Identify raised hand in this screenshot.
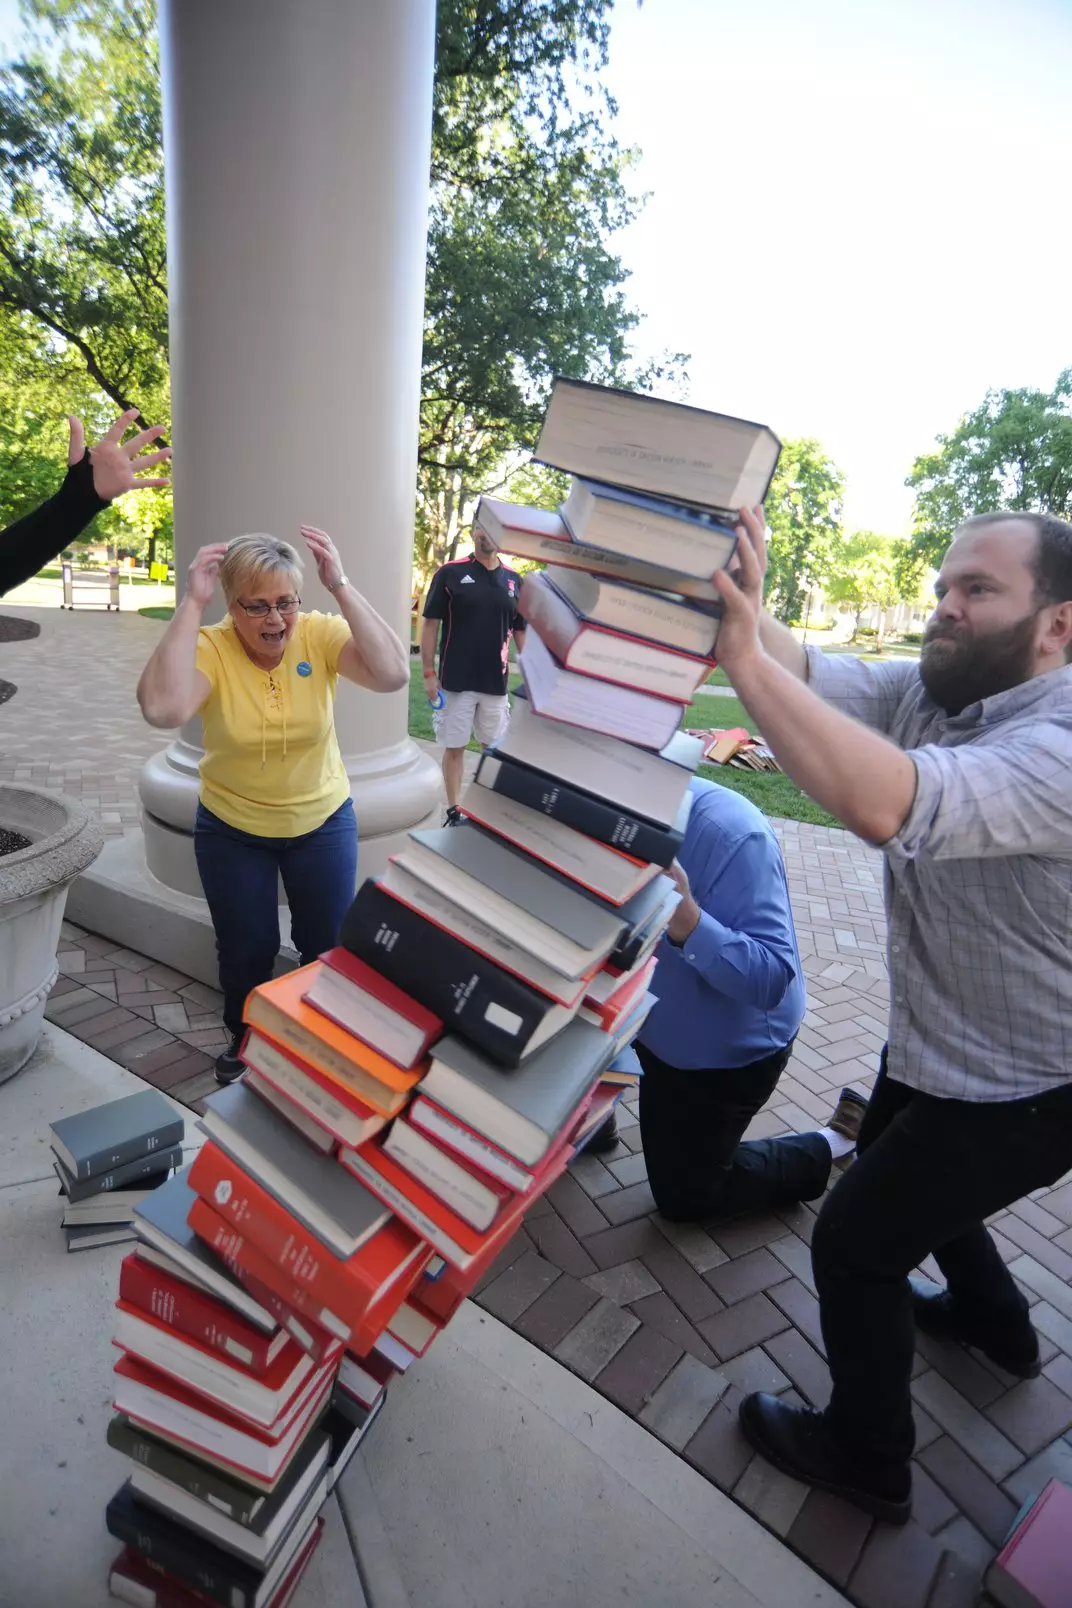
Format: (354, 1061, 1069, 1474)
(299, 525, 345, 592)
(711, 504, 769, 673)
(69, 408, 172, 502)
(186, 543, 228, 609)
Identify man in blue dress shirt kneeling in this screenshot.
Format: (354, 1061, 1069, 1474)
(592, 775, 865, 1222)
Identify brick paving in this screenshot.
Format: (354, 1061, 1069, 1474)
(16, 604, 1072, 1605)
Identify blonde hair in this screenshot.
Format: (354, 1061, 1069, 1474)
(218, 534, 303, 604)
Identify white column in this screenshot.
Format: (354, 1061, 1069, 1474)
(141, 0, 441, 896)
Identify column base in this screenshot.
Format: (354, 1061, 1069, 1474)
(139, 734, 444, 898)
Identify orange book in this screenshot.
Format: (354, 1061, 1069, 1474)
(244, 966, 425, 1118)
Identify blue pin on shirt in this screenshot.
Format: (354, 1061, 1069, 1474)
(297, 661, 312, 678)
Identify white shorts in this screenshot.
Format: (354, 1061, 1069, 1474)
(434, 690, 510, 749)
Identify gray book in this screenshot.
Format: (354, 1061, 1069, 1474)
(53, 1143, 183, 1203)
(50, 1088, 184, 1182)
(421, 1016, 616, 1167)
(108, 1413, 270, 1524)
(64, 1221, 137, 1252)
(133, 1169, 277, 1333)
(495, 696, 702, 827)
(401, 822, 627, 977)
(199, 1082, 390, 1261)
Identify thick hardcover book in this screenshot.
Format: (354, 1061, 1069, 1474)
(494, 695, 702, 828)
(408, 1095, 538, 1192)
(51, 1089, 184, 1182)
(308, 949, 441, 1068)
(474, 749, 690, 868)
(112, 1352, 335, 1485)
(379, 858, 587, 1007)
(65, 1221, 137, 1251)
(519, 624, 685, 750)
(242, 1069, 335, 1154)
(399, 820, 627, 976)
(239, 1029, 387, 1152)
(54, 1143, 183, 1203)
(119, 1253, 287, 1375)
(128, 1431, 329, 1568)
(197, 1081, 391, 1261)
(340, 879, 578, 1067)
(548, 564, 722, 659)
(474, 497, 721, 602)
(112, 1302, 315, 1430)
(133, 1171, 277, 1334)
(534, 376, 781, 511)
(383, 1118, 511, 1233)
(188, 1141, 424, 1324)
(244, 967, 423, 1118)
(107, 1519, 323, 1608)
(105, 1479, 321, 1608)
(560, 477, 738, 580)
(607, 876, 678, 971)
(984, 1478, 1072, 1608)
(419, 1016, 614, 1168)
(459, 782, 661, 907)
(107, 1413, 268, 1523)
(519, 571, 713, 701)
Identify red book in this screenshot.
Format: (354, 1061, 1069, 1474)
(519, 570, 713, 703)
(307, 948, 443, 1068)
(188, 1142, 426, 1330)
(407, 1090, 592, 1195)
(239, 1028, 388, 1151)
(119, 1253, 290, 1377)
(583, 955, 656, 1029)
(339, 1138, 571, 1272)
(412, 1271, 466, 1326)
(985, 1479, 1072, 1608)
(221, 1255, 338, 1365)
(336, 1348, 396, 1409)
(113, 1353, 335, 1484)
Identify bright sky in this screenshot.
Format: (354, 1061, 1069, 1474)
(1, 0, 1069, 534)
(602, 0, 1072, 532)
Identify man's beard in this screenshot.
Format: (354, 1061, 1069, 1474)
(919, 612, 1039, 715)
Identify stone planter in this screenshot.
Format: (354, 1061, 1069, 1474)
(0, 786, 104, 1083)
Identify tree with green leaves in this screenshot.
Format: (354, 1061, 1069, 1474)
(763, 437, 845, 625)
(0, 0, 680, 585)
(825, 531, 909, 643)
(902, 370, 1072, 583)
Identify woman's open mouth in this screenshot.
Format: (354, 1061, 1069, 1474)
(261, 628, 286, 644)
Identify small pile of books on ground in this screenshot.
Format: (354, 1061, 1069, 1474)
(50, 1088, 183, 1253)
(694, 726, 781, 773)
(99, 377, 780, 1605)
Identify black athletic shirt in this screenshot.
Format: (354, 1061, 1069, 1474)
(423, 554, 525, 695)
(0, 452, 108, 597)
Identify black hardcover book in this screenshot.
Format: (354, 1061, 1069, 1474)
(105, 1480, 315, 1608)
(53, 1143, 183, 1203)
(107, 1414, 266, 1526)
(474, 751, 690, 868)
(340, 881, 574, 1068)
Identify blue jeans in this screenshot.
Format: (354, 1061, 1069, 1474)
(194, 799, 358, 1039)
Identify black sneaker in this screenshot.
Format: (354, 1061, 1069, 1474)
(444, 805, 462, 827)
(910, 1277, 1041, 1379)
(214, 1035, 246, 1085)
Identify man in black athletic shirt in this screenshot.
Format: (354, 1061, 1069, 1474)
(420, 526, 526, 823)
(0, 408, 171, 597)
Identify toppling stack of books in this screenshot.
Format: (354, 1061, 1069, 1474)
(50, 1088, 184, 1254)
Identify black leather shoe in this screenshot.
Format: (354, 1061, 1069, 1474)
(739, 1393, 912, 1525)
(911, 1277, 1041, 1379)
(214, 1036, 246, 1085)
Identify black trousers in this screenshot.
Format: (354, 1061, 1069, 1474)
(635, 1039, 832, 1222)
(814, 1051, 1072, 1469)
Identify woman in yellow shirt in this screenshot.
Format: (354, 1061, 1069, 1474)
(137, 528, 408, 1082)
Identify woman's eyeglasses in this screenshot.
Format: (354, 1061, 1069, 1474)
(236, 598, 301, 619)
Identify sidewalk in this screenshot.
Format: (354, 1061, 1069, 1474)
(0, 1026, 846, 1608)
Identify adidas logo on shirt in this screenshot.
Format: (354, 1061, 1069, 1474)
(460, 574, 476, 584)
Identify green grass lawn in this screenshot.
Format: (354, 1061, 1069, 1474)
(138, 605, 176, 621)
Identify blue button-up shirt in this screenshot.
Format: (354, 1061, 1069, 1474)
(638, 778, 805, 1070)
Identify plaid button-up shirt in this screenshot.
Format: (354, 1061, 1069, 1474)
(807, 649, 1072, 1102)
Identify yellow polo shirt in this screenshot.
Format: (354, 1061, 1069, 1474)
(195, 611, 352, 839)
